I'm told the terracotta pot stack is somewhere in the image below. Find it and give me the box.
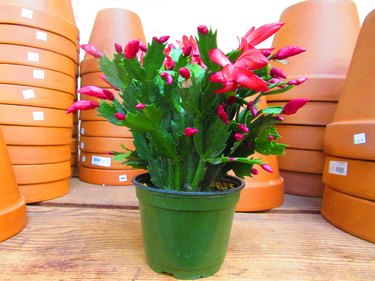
[321,9,375,243]
[269,0,360,197]
[0,0,79,202]
[78,8,147,185]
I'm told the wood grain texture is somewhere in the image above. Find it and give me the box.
[0,206,374,281]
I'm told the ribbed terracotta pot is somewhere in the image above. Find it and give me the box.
[321,186,375,243]
[278,149,325,174]
[80,136,134,153]
[80,8,146,75]
[7,145,71,164]
[325,9,375,161]
[80,121,132,138]
[80,72,110,88]
[280,171,324,197]
[80,152,132,170]
[269,0,360,102]
[276,125,325,150]
[0,127,27,242]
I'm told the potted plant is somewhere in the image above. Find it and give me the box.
[68,22,307,279]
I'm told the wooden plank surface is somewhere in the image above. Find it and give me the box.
[41,178,322,213]
[0,206,374,281]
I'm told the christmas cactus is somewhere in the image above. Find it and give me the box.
[69,22,308,191]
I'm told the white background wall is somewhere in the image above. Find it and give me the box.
[72,0,374,57]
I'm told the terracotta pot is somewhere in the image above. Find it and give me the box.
[80,72,109,88]
[324,10,375,161]
[80,152,132,170]
[276,125,325,150]
[1,125,71,145]
[71,138,78,153]
[0,127,27,242]
[323,156,375,201]
[80,136,134,153]
[79,166,146,186]
[0,24,78,63]
[278,148,325,174]
[0,84,74,109]
[269,0,360,102]
[19,177,70,203]
[7,145,71,164]
[0,105,73,128]
[281,170,324,197]
[80,121,132,138]
[80,8,146,75]
[79,107,107,121]
[321,185,375,243]
[268,101,337,126]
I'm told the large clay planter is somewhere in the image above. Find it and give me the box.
[278,149,325,174]
[276,125,325,150]
[7,145,71,164]
[80,152,132,170]
[269,0,360,102]
[0,127,27,242]
[80,136,134,153]
[80,121,132,138]
[280,171,324,197]
[321,186,375,243]
[80,8,146,75]
[80,72,109,88]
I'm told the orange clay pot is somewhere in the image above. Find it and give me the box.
[80,121,132,138]
[0,84,74,109]
[80,8,146,75]
[0,127,27,242]
[321,186,375,243]
[324,10,375,161]
[269,0,360,102]
[80,72,109,88]
[7,145,71,164]
[79,166,146,186]
[71,138,78,153]
[79,152,132,170]
[278,148,325,174]
[281,170,324,197]
[0,24,78,63]
[80,136,134,153]
[276,125,325,150]
[19,177,70,203]
[323,156,375,201]
[0,105,73,128]
[1,125,71,145]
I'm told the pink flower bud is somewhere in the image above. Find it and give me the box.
[261,164,273,173]
[179,67,191,79]
[269,78,281,84]
[288,77,308,86]
[229,157,236,162]
[114,112,126,120]
[198,25,209,34]
[153,35,170,44]
[251,108,258,117]
[247,143,253,150]
[217,104,229,124]
[227,96,236,104]
[124,39,140,59]
[261,48,273,57]
[281,98,309,115]
[136,103,145,109]
[275,116,285,122]
[184,127,198,136]
[77,86,107,99]
[99,74,119,90]
[235,133,243,141]
[160,72,173,85]
[80,44,103,58]
[102,89,115,100]
[273,46,306,60]
[270,67,287,79]
[268,135,275,141]
[66,100,99,113]
[139,41,148,52]
[106,151,114,155]
[114,43,123,54]
[238,123,249,133]
[183,45,192,57]
[251,168,259,175]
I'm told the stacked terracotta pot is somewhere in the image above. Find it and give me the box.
[0,0,79,203]
[321,9,375,243]
[78,8,146,185]
[269,0,360,197]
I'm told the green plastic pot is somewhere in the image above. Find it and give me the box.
[133,173,245,280]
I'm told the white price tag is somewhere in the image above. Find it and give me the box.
[27,52,40,62]
[21,8,33,19]
[80,127,85,135]
[119,175,128,182]
[22,89,35,99]
[328,161,348,176]
[91,156,111,167]
[36,31,47,41]
[33,70,45,79]
[32,111,44,121]
[354,133,366,144]
[80,142,84,149]
[81,155,86,162]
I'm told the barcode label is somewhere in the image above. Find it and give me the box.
[36,31,47,41]
[119,175,128,182]
[21,8,33,19]
[33,70,44,79]
[328,161,348,176]
[91,156,111,167]
[80,142,84,149]
[32,111,44,121]
[354,133,366,144]
[27,52,40,62]
[80,127,85,135]
[22,89,35,99]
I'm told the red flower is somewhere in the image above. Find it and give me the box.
[273,46,306,60]
[124,39,140,59]
[242,23,284,48]
[184,127,198,136]
[177,35,205,67]
[153,35,170,44]
[80,44,102,58]
[66,100,99,113]
[179,67,191,79]
[281,98,309,115]
[114,112,126,120]
[160,72,173,85]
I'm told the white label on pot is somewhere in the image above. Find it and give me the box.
[119,175,127,182]
[81,155,86,162]
[91,156,111,167]
[33,70,44,79]
[36,31,47,41]
[80,127,85,135]
[22,89,35,99]
[27,52,40,62]
[32,111,44,121]
[354,133,366,144]
[328,161,348,176]
[80,142,84,149]
[21,8,33,19]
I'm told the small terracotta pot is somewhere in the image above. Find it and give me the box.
[0,84,74,109]
[80,136,134,153]
[79,166,146,186]
[278,148,325,174]
[276,125,325,150]
[80,121,132,138]
[7,145,71,165]
[79,152,131,170]
[80,8,146,75]
[1,125,71,145]
[321,185,375,243]
[281,170,324,197]
[269,0,360,102]
[0,127,27,242]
